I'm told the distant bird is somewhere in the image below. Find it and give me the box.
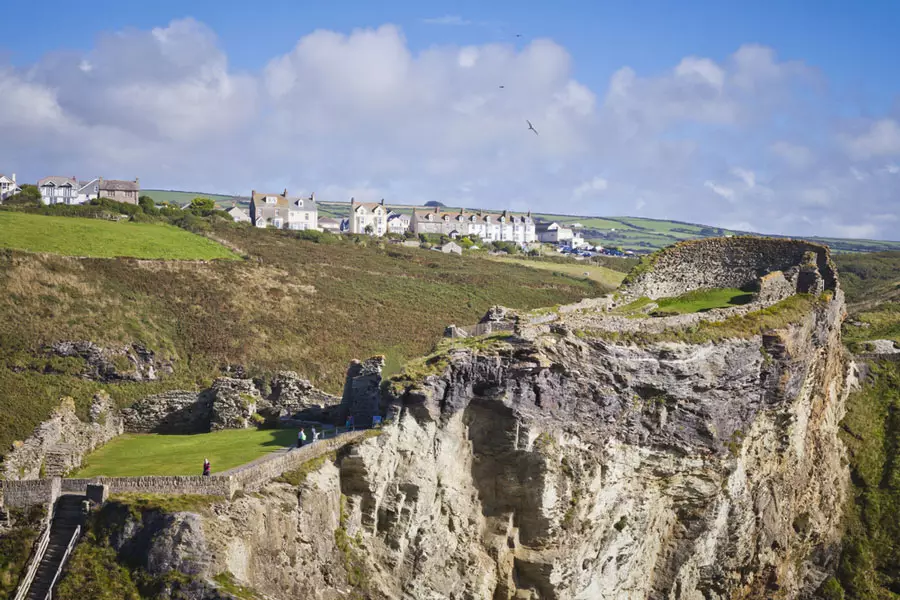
[526,120,539,136]
[516,33,522,38]
[499,85,505,89]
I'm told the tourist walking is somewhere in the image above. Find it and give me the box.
[346,415,354,431]
[202,458,211,477]
[311,427,319,443]
[297,428,307,448]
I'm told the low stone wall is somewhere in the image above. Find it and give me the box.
[619,237,838,301]
[60,475,237,498]
[0,477,60,508]
[224,430,368,493]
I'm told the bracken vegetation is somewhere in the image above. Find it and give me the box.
[0,222,605,455]
[828,250,900,599]
[0,505,45,597]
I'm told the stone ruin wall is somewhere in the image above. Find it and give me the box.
[619,236,838,302]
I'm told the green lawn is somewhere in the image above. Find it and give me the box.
[653,288,754,315]
[0,212,239,260]
[72,429,296,477]
[488,256,626,288]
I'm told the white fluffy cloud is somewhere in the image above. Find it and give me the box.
[1,19,898,240]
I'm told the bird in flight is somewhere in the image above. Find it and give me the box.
[499,85,505,89]
[526,120,539,136]
[516,33,522,38]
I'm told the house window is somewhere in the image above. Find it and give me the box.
[273,218,283,228]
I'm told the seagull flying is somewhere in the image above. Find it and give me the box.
[526,120,539,136]
[499,85,505,89]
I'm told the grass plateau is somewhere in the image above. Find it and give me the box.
[72,429,296,477]
[0,212,239,260]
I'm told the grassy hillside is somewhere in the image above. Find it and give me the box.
[0,212,239,260]
[0,225,606,454]
[487,256,626,288]
[826,251,900,599]
[141,189,242,207]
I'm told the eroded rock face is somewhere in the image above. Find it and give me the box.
[49,341,173,382]
[120,290,849,600]
[2,392,123,480]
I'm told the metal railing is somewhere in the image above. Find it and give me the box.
[12,507,54,600]
[44,524,81,600]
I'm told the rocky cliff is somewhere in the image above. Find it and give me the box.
[62,238,852,600]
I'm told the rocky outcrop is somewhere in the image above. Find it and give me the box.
[2,392,123,480]
[48,341,173,382]
[208,378,262,431]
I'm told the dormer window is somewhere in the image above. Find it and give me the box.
[425,214,432,221]
[296,199,304,207]
[265,196,276,204]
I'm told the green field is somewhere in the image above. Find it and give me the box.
[0,212,239,260]
[72,429,296,477]
[488,256,626,288]
[141,189,241,207]
[652,288,754,315]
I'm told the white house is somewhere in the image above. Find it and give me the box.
[536,222,575,244]
[441,241,463,255]
[250,189,318,230]
[349,198,388,236]
[0,173,19,201]
[37,176,101,205]
[386,211,411,235]
[226,205,251,223]
[318,217,343,233]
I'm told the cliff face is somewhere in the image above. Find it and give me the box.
[92,292,849,600]
[76,238,851,600]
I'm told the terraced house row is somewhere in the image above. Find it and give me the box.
[411,207,537,243]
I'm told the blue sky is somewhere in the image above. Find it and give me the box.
[1,1,899,239]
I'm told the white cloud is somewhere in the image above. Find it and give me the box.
[0,19,898,241]
[730,167,756,189]
[573,177,609,198]
[770,141,814,169]
[843,119,900,160]
[422,15,471,26]
[704,181,735,201]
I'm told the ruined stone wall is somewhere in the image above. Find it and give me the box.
[1,393,124,480]
[620,236,838,301]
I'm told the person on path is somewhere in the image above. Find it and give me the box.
[346,415,354,432]
[202,458,210,477]
[298,428,307,448]
[311,427,319,443]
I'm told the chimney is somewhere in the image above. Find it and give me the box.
[434,206,439,213]
[380,198,385,206]
[11,173,15,183]
[310,192,315,201]
[135,177,140,186]
[283,188,288,197]
[350,196,355,204]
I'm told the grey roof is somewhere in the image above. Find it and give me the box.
[38,176,78,187]
[100,179,139,192]
[318,217,341,225]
